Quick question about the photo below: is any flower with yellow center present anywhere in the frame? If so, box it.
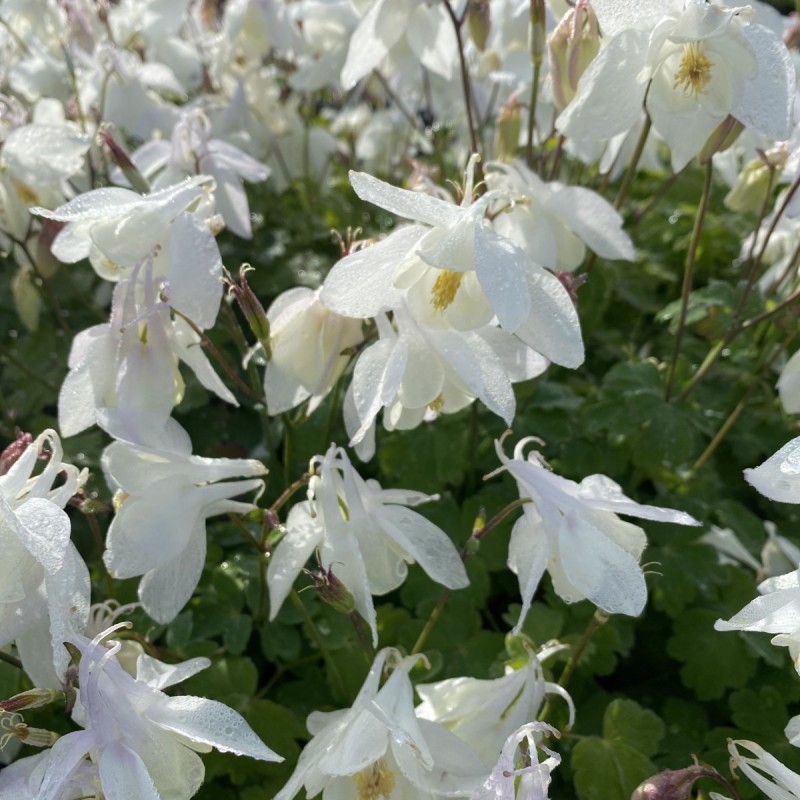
[672,42,713,96]
[274,649,487,800]
[557,0,794,171]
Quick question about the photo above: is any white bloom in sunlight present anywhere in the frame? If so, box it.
[486,160,635,271]
[760,521,800,581]
[494,435,701,631]
[778,348,800,415]
[122,108,269,238]
[725,740,800,799]
[264,286,364,415]
[276,648,486,800]
[472,722,562,800]
[100,415,267,624]
[714,568,800,673]
[20,624,281,800]
[340,0,457,89]
[321,159,585,370]
[32,176,224,330]
[59,260,236,438]
[744,435,800,503]
[557,0,795,170]
[268,444,468,645]
[416,643,574,768]
[0,429,90,687]
[341,307,547,461]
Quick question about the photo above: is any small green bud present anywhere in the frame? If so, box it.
[0,688,61,713]
[725,145,787,213]
[697,114,744,165]
[467,0,490,52]
[494,97,522,162]
[548,1,601,110]
[98,127,151,194]
[305,565,357,614]
[224,264,272,359]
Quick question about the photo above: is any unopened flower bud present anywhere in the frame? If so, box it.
[698,115,744,165]
[631,764,721,800]
[306,565,357,614]
[530,0,546,67]
[467,0,490,52]
[494,97,522,162]
[99,127,151,194]
[549,1,601,110]
[725,145,787,214]
[0,430,32,476]
[224,264,272,358]
[0,688,60,713]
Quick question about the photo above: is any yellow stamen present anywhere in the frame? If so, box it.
[14,182,38,205]
[428,394,445,413]
[354,760,396,800]
[430,270,464,312]
[673,42,713,96]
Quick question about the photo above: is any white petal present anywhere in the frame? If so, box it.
[379,505,468,589]
[8,497,70,575]
[474,226,531,334]
[349,171,460,228]
[508,510,551,634]
[136,653,211,690]
[98,741,161,800]
[745,437,800,503]
[341,0,404,89]
[148,696,282,761]
[321,226,424,318]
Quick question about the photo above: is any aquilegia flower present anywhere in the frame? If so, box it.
[494,434,701,630]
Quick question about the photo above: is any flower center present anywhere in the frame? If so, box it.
[428,394,445,413]
[431,269,463,312]
[354,760,396,800]
[672,42,713,96]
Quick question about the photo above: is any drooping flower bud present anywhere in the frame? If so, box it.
[0,688,61,714]
[494,97,522,162]
[631,763,724,800]
[305,563,357,614]
[549,1,601,110]
[98,126,151,194]
[725,145,787,213]
[467,0,490,52]
[224,264,272,359]
[0,429,33,475]
[698,115,745,165]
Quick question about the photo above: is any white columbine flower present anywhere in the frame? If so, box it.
[20,623,281,800]
[267,443,468,644]
[494,435,701,631]
[264,286,364,415]
[320,158,585,370]
[471,722,562,800]
[724,740,800,800]
[557,0,795,170]
[275,648,486,800]
[0,429,90,687]
[416,643,574,768]
[100,416,267,623]
[122,108,270,238]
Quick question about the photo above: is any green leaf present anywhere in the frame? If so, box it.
[667,609,758,699]
[572,699,665,800]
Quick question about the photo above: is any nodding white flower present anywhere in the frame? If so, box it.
[121,108,270,239]
[557,0,795,170]
[267,443,468,645]
[724,740,800,799]
[341,307,548,460]
[275,648,487,800]
[59,258,237,439]
[494,435,700,631]
[17,623,281,800]
[340,0,458,89]
[31,176,224,330]
[416,643,574,768]
[264,286,364,416]
[321,158,585,370]
[471,722,562,800]
[0,429,90,687]
[100,417,267,624]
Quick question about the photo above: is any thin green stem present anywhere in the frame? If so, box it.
[290,590,347,699]
[441,0,483,170]
[665,159,714,401]
[0,651,22,670]
[411,589,451,655]
[526,60,542,169]
[613,115,652,211]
